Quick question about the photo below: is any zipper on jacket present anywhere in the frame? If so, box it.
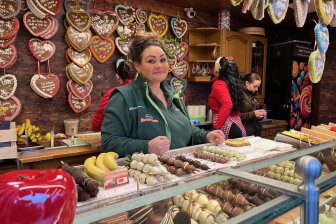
[144,82,172,140]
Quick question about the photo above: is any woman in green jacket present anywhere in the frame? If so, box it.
[102,32,224,157]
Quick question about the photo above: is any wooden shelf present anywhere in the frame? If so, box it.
[189,60,216,63]
[187,76,212,82]
[191,43,220,47]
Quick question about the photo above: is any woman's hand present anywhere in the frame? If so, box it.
[207,130,225,145]
[255,109,266,119]
[148,136,170,155]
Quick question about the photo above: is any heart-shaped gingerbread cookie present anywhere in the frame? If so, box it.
[315,0,334,26]
[63,0,89,12]
[314,22,329,54]
[68,92,91,113]
[30,74,60,98]
[293,0,308,27]
[0,74,17,100]
[267,0,289,24]
[66,47,91,67]
[115,37,131,56]
[162,37,176,58]
[308,50,326,83]
[175,42,189,61]
[90,36,115,63]
[66,26,92,51]
[0,17,19,39]
[90,10,119,39]
[135,8,147,24]
[0,34,16,49]
[115,4,135,25]
[0,95,21,121]
[35,0,61,16]
[147,14,168,38]
[0,45,16,69]
[116,22,136,40]
[67,63,93,84]
[23,11,51,37]
[28,38,56,62]
[167,55,177,72]
[170,77,187,95]
[171,61,189,79]
[66,10,91,32]
[0,0,21,20]
[170,17,188,39]
[67,80,93,100]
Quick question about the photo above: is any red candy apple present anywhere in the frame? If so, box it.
[0,169,77,224]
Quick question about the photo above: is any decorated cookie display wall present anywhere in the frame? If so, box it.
[0,96,21,121]
[90,36,115,63]
[147,14,168,38]
[0,0,21,20]
[90,10,119,39]
[0,74,17,100]
[30,74,60,98]
[28,38,56,62]
[170,17,188,39]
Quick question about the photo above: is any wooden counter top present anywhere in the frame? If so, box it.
[262,119,288,129]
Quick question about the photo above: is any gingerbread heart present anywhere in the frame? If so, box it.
[63,0,89,12]
[315,0,334,26]
[0,0,21,20]
[30,73,60,98]
[116,22,136,40]
[162,37,176,58]
[0,45,16,69]
[0,96,21,121]
[115,37,131,56]
[0,17,19,39]
[66,47,91,68]
[170,77,187,95]
[170,17,188,39]
[66,10,91,32]
[68,92,91,113]
[28,38,56,62]
[23,11,51,36]
[90,36,115,63]
[136,22,146,33]
[314,22,329,54]
[67,63,93,84]
[35,0,61,16]
[135,8,147,24]
[175,42,189,61]
[308,50,326,83]
[167,55,177,72]
[148,14,168,38]
[40,17,59,40]
[66,26,92,51]
[0,74,17,100]
[115,4,135,25]
[267,0,289,24]
[67,80,93,100]
[90,10,119,39]
[171,61,189,79]
[293,0,308,27]
[0,34,16,49]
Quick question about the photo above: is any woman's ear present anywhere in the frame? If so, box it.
[133,61,141,73]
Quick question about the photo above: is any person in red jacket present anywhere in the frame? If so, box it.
[92,59,137,131]
[208,56,246,139]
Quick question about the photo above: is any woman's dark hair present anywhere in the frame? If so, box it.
[115,60,137,81]
[128,32,163,62]
[242,73,261,83]
[218,57,244,112]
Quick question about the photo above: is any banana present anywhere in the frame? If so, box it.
[16,124,21,133]
[30,133,36,140]
[25,119,31,129]
[109,152,119,159]
[31,138,38,142]
[103,152,119,170]
[35,133,41,138]
[27,125,33,137]
[84,156,106,181]
[17,123,25,136]
[38,137,43,142]
[34,127,40,132]
[96,153,111,172]
[31,125,36,131]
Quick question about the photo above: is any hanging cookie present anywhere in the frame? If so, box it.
[66,48,91,68]
[115,4,135,26]
[0,74,17,100]
[314,0,334,26]
[171,61,189,79]
[293,0,308,27]
[0,96,21,121]
[175,42,189,61]
[63,0,89,12]
[135,8,147,24]
[147,13,168,38]
[314,22,329,54]
[66,10,91,32]
[0,0,21,20]
[23,12,52,37]
[90,36,115,63]
[170,77,187,95]
[68,92,91,113]
[115,37,131,56]
[161,37,177,58]
[90,10,119,39]
[308,50,326,83]
[66,63,93,85]
[66,80,93,100]
[267,0,289,24]
[170,17,188,39]
[30,73,60,98]
[28,38,56,62]
[230,0,244,6]
[116,22,136,40]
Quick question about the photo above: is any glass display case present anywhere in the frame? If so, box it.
[74,140,336,224]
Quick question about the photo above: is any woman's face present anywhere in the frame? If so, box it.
[135,46,169,84]
[245,80,261,93]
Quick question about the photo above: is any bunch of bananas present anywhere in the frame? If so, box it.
[84,152,119,184]
[16,119,44,143]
